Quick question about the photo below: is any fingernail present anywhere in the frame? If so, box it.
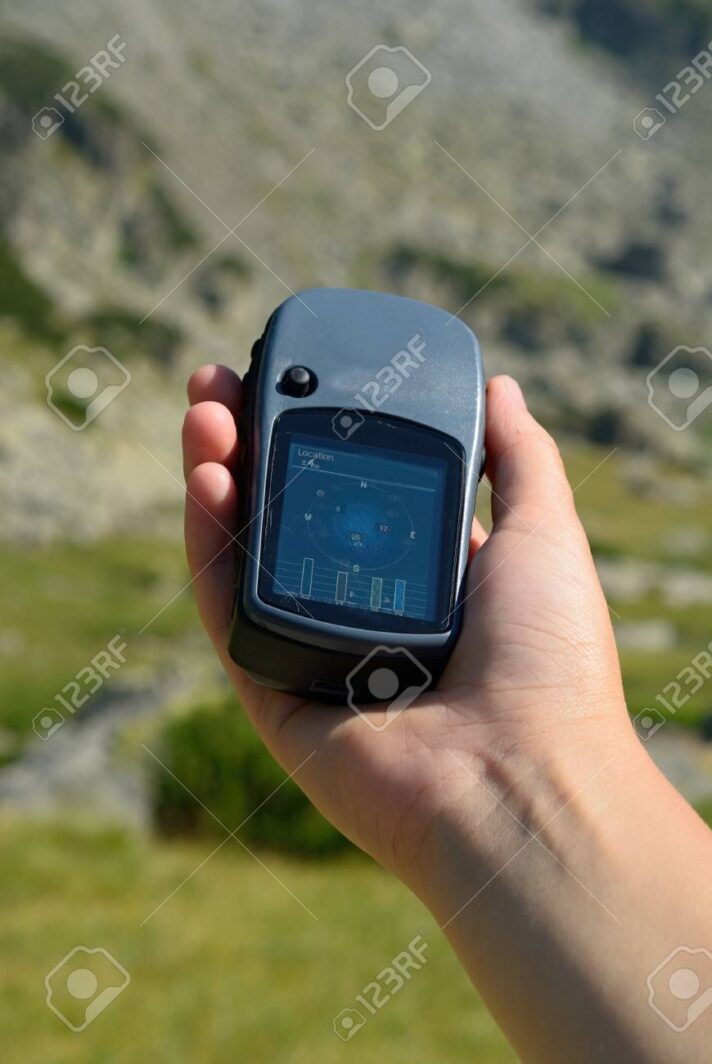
[503,376,526,410]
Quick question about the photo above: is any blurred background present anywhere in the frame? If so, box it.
[1,0,711,1059]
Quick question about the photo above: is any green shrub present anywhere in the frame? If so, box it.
[383,242,616,350]
[77,306,184,365]
[151,699,350,856]
[0,38,72,110]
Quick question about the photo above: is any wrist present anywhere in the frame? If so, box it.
[404,708,644,916]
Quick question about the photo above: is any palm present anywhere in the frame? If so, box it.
[183,366,623,879]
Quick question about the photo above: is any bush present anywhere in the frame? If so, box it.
[150,699,350,856]
[384,242,616,352]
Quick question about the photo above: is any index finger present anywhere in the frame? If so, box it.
[187,363,242,417]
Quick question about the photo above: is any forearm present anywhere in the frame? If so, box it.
[414,719,712,1063]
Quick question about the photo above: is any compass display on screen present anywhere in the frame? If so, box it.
[303,480,416,571]
[267,435,448,622]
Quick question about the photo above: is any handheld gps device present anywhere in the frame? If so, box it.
[228,288,485,704]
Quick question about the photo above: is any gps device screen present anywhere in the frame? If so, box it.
[258,410,465,633]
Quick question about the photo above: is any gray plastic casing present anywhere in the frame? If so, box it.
[238,287,485,659]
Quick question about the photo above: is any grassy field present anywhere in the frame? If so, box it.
[566,445,712,730]
[0,820,514,1064]
[564,447,711,570]
[477,444,712,730]
[0,537,194,743]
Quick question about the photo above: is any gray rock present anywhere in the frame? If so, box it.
[614,620,677,651]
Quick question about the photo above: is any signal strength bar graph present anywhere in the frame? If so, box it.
[273,559,428,620]
[300,557,314,596]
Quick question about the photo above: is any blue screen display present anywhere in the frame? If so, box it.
[269,436,447,621]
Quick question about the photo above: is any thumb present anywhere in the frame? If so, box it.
[484,376,575,531]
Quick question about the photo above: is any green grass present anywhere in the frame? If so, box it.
[695,797,712,827]
[566,445,712,569]
[617,646,711,728]
[0,820,514,1064]
[477,444,712,729]
[0,538,194,740]
[567,445,712,727]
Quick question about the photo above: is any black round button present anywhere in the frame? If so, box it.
[279,365,317,398]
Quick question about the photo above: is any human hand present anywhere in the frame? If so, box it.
[182,367,634,891]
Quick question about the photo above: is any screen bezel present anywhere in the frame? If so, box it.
[257,408,466,634]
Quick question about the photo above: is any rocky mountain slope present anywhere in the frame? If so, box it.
[1,0,711,542]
